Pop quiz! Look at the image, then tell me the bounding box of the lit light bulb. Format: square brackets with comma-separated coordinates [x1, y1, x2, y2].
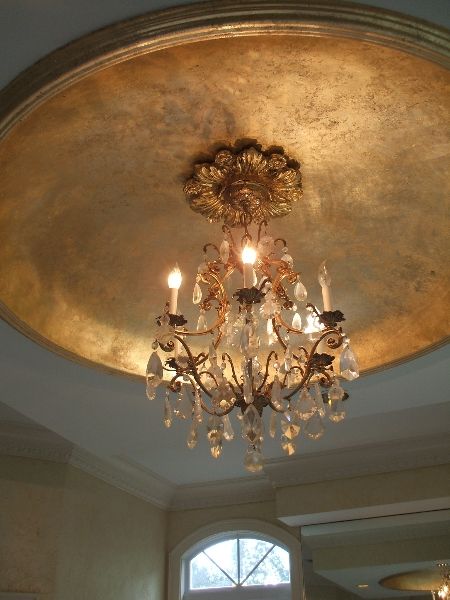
[168, 264, 182, 289]
[242, 244, 257, 265]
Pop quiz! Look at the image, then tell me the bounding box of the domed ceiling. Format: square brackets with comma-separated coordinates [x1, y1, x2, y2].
[0, 8, 449, 379]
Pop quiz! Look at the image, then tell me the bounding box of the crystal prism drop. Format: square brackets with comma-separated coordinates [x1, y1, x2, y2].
[280, 413, 301, 439]
[281, 248, 294, 268]
[313, 383, 326, 417]
[305, 413, 325, 439]
[193, 392, 203, 423]
[340, 345, 360, 380]
[243, 380, 253, 405]
[174, 386, 193, 420]
[292, 312, 302, 330]
[222, 414, 235, 441]
[192, 282, 202, 304]
[295, 388, 316, 420]
[219, 238, 230, 263]
[294, 281, 308, 302]
[281, 435, 296, 456]
[242, 404, 263, 443]
[197, 311, 207, 332]
[271, 375, 282, 407]
[210, 440, 223, 459]
[163, 397, 173, 428]
[328, 399, 346, 423]
[328, 382, 345, 402]
[187, 422, 198, 449]
[269, 411, 278, 438]
[146, 351, 163, 379]
[244, 445, 264, 473]
[207, 415, 223, 443]
[146, 381, 157, 401]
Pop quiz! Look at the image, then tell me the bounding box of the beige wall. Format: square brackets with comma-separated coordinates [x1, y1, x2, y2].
[0, 456, 167, 600]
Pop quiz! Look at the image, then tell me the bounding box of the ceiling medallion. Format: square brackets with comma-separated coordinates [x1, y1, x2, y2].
[184, 147, 302, 227]
[145, 144, 359, 472]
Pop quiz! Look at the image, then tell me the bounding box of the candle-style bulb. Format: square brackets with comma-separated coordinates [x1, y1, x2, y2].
[242, 244, 257, 265]
[168, 264, 182, 289]
[318, 261, 331, 287]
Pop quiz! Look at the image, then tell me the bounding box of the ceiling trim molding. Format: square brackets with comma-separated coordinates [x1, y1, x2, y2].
[263, 434, 450, 488]
[170, 476, 275, 511]
[0, 421, 73, 464]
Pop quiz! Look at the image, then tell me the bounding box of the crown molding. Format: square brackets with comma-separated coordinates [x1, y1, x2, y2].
[1, 423, 449, 511]
[263, 434, 450, 488]
[170, 475, 275, 511]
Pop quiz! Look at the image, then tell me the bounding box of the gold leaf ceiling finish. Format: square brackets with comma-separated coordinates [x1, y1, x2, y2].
[0, 29, 449, 378]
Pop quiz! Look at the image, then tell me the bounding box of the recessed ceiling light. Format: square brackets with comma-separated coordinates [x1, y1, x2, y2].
[357, 584, 369, 589]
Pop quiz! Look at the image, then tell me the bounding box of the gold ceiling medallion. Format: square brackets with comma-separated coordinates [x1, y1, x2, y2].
[184, 147, 302, 227]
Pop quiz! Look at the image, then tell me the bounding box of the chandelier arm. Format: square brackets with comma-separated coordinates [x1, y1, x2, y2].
[282, 367, 313, 400]
[256, 350, 278, 392]
[173, 335, 213, 398]
[281, 365, 304, 387]
[274, 311, 303, 336]
[221, 353, 243, 392]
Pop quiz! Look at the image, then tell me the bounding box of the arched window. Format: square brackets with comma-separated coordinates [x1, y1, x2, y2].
[168, 519, 304, 600]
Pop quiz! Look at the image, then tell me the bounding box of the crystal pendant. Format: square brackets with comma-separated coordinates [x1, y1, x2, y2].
[340, 345, 360, 380]
[294, 388, 316, 420]
[328, 381, 345, 402]
[292, 312, 302, 330]
[197, 310, 207, 332]
[271, 375, 282, 406]
[313, 383, 326, 417]
[244, 445, 264, 473]
[280, 412, 301, 440]
[242, 404, 263, 443]
[284, 344, 293, 371]
[281, 247, 294, 267]
[281, 435, 296, 456]
[193, 391, 203, 423]
[219, 238, 230, 263]
[328, 398, 346, 423]
[146, 382, 157, 401]
[257, 234, 275, 257]
[187, 422, 198, 449]
[210, 440, 223, 459]
[294, 281, 308, 302]
[163, 396, 173, 428]
[146, 351, 163, 380]
[222, 414, 235, 441]
[305, 413, 325, 439]
[174, 386, 193, 420]
[269, 411, 278, 438]
[207, 414, 223, 443]
[243, 379, 253, 405]
[192, 282, 202, 304]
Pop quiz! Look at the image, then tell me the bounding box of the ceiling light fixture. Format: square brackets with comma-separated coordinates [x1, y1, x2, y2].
[145, 145, 359, 472]
[432, 564, 450, 599]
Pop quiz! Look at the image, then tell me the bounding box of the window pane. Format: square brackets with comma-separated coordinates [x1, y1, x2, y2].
[239, 538, 274, 582]
[243, 544, 290, 586]
[204, 538, 238, 583]
[190, 552, 234, 589]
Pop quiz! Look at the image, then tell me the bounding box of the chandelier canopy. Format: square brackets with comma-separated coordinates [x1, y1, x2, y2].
[145, 145, 359, 472]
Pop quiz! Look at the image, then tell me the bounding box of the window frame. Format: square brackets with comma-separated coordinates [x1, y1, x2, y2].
[168, 519, 304, 600]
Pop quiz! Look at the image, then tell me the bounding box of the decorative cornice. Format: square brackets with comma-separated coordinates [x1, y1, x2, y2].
[1, 423, 449, 511]
[264, 434, 450, 488]
[170, 475, 275, 511]
[1, 0, 449, 142]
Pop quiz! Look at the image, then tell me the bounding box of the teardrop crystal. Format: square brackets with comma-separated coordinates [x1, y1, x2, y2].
[281, 435, 296, 456]
[313, 383, 326, 417]
[222, 414, 235, 441]
[294, 281, 308, 302]
[242, 404, 263, 443]
[269, 411, 278, 438]
[174, 386, 193, 420]
[210, 440, 223, 459]
[281, 249, 294, 268]
[340, 345, 360, 380]
[146, 351, 163, 379]
[305, 413, 325, 439]
[292, 312, 302, 330]
[280, 412, 301, 439]
[163, 397, 173, 428]
[187, 422, 198, 449]
[271, 375, 282, 406]
[328, 399, 346, 423]
[219, 238, 230, 263]
[244, 445, 264, 473]
[328, 382, 345, 402]
[192, 282, 202, 304]
[295, 388, 316, 420]
[197, 311, 207, 332]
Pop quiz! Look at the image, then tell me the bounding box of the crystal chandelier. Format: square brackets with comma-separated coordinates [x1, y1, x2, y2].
[145, 146, 359, 472]
[432, 564, 450, 599]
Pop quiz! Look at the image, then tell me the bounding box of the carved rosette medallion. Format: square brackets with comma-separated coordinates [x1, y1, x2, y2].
[184, 146, 302, 226]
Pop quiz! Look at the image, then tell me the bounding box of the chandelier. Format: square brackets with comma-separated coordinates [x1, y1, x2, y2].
[145, 146, 359, 472]
[432, 564, 450, 599]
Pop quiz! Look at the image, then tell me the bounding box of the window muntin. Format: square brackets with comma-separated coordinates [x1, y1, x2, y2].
[189, 535, 290, 590]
